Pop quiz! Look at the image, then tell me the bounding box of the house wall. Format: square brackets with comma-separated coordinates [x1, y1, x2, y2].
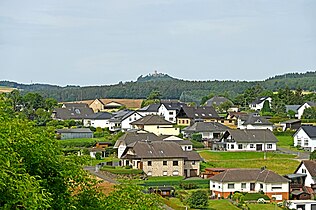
[288, 200, 316, 210]
[109, 122, 121, 132]
[225, 142, 277, 151]
[83, 119, 110, 128]
[296, 163, 315, 187]
[89, 99, 104, 112]
[143, 125, 180, 136]
[210, 181, 289, 201]
[158, 105, 177, 123]
[139, 111, 158, 117]
[141, 158, 184, 177]
[177, 118, 191, 126]
[121, 112, 143, 131]
[298, 103, 311, 119]
[239, 124, 273, 131]
[294, 128, 316, 152]
[117, 144, 127, 159]
[184, 160, 200, 177]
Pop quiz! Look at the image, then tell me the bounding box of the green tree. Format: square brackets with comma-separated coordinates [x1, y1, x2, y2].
[302, 107, 316, 119]
[219, 100, 233, 113]
[186, 190, 209, 209]
[261, 100, 271, 113]
[310, 150, 316, 160]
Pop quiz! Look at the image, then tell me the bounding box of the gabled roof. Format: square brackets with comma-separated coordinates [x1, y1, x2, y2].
[298, 101, 316, 110]
[67, 98, 144, 109]
[109, 110, 139, 122]
[160, 101, 187, 111]
[280, 119, 301, 124]
[53, 103, 94, 120]
[138, 103, 160, 112]
[296, 125, 316, 138]
[122, 141, 187, 159]
[131, 115, 173, 125]
[250, 96, 271, 105]
[183, 122, 229, 132]
[56, 128, 93, 133]
[242, 113, 273, 126]
[178, 106, 220, 119]
[185, 151, 202, 161]
[295, 160, 316, 177]
[85, 112, 112, 120]
[210, 168, 289, 183]
[205, 96, 233, 106]
[113, 131, 161, 148]
[222, 129, 278, 143]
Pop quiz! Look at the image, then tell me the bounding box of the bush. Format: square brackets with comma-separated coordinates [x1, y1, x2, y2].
[191, 133, 202, 142]
[95, 152, 102, 160]
[186, 190, 209, 209]
[179, 182, 197, 190]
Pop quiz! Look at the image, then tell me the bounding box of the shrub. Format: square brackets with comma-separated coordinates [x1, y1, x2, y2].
[95, 152, 101, 160]
[186, 190, 209, 209]
[191, 133, 202, 142]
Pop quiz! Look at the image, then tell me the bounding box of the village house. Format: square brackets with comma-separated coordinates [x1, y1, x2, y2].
[222, 112, 248, 129]
[249, 96, 272, 111]
[52, 103, 94, 121]
[138, 103, 160, 116]
[237, 113, 273, 131]
[108, 110, 143, 132]
[56, 128, 93, 140]
[293, 125, 316, 152]
[182, 121, 229, 140]
[280, 119, 301, 131]
[209, 168, 290, 201]
[120, 140, 201, 177]
[83, 112, 112, 128]
[176, 106, 220, 126]
[217, 129, 278, 152]
[297, 101, 316, 119]
[158, 101, 187, 123]
[131, 115, 180, 136]
[162, 136, 193, 151]
[205, 96, 233, 107]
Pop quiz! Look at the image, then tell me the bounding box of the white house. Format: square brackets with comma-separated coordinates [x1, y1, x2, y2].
[293, 125, 316, 152]
[297, 102, 316, 119]
[287, 200, 316, 210]
[162, 136, 193, 151]
[158, 101, 186, 123]
[109, 110, 143, 132]
[249, 97, 272, 111]
[294, 160, 316, 188]
[218, 129, 278, 152]
[209, 168, 290, 201]
[237, 113, 273, 131]
[83, 112, 112, 128]
[138, 103, 160, 116]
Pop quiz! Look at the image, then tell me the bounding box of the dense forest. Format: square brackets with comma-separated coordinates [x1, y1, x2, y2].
[1, 71, 315, 103]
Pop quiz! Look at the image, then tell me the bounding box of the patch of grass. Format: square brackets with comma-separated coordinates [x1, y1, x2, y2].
[208, 199, 239, 210]
[147, 176, 184, 182]
[199, 151, 296, 161]
[247, 203, 283, 210]
[190, 140, 204, 148]
[163, 198, 186, 210]
[276, 135, 294, 147]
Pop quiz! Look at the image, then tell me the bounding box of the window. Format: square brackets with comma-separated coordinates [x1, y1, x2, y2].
[129, 118, 132, 121]
[260, 184, 263, 189]
[173, 161, 178, 166]
[186, 120, 189, 124]
[169, 112, 173, 115]
[169, 118, 173, 121]
[147, 171, 152, 176]
[271, 184, 282, 190]
[163, 171, 168, 176]
[297, 139, 302, 145]
[221, 120, 224, 123]
[163, 161, 167, 166]
[148, 161, 152, 166]
[267, 144, 272, 149]
[302, 169, 306, 173]
[213, 184, 215, 188]
[192, 161, 195, 165]
[229, 120, 232, 123]
[250, 144, 254, 148]
[172, 170, 179, 176]
[238, 144, 243, 149]
[231, 144, 234, 149]
[241, 183, 246, 189]
[187, 146, 191, 150]
[228, 184, 235, 189]
[304, 140, 309, 146]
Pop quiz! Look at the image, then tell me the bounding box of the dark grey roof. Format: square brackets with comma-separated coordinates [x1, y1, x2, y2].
[138, 103, 160, 112]
[131, 115, 173, 125]
[183, 122, 229, 133]
[114, 131, 162, 148]
[300, 125, 316, 138]
[184, 151, 202, 161]
[85, 112, 112, 120]
[56, 128, 93, 133]
[178, 106, 220, 119]
[242, 113, 273, 126]
[122, 141, 187, 159]
[164, 140, 192, 145]
[285, 105, 300, 113]
[281, 119, 301, 124]
[222, 129, 278, 143]
[205, 96, 233, 106]
[160, 101, 187, 111]
[109, 110, 135, 122]
[250, 96, 270, 105]
[210, 168, 290, 183]
[306, 101, 316, 107]
[53, 103, 94, 120]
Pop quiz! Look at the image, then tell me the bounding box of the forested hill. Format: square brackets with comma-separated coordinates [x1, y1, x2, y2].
[0, 71, 315, 103]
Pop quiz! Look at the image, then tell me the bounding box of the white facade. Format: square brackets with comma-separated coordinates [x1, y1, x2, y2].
[297, 103, 313, 119]
[238, 124, 273, 131]
[83, 119, 110, 128]
[121, 112, 143, 131]
[294, 128, 316, 152]
[249, 97, 272, 111]
[225, 142, 277, 152]
[296, 163, 315, 187]
[158, 104, 177, 123]
[287, 200, 316, 210]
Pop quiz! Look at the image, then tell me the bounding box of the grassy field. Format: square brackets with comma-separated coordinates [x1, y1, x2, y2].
[57, 137, 105, 147]
[199, 151, 299, 175]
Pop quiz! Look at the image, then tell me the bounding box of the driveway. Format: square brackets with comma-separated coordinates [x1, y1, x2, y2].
[277, 147, 310, 160]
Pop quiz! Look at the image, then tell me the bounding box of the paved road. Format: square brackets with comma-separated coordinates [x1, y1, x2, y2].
[277, 147, 310, 160]
[84, 166, 118, 184]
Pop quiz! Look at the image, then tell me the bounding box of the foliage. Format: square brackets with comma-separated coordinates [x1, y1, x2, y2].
[302, 107, 316, 119]
[261, 100, 271, 113]
[101, 166, 143, 175]
[310, 150, 316, 160]
[243, 193, 270, 201]
[104, 184, 163, 209]
[191, 133, 202, 142]
[186, 190, 209, 209]
[0, 95, 107, 209]
[190, 139, 204, 148]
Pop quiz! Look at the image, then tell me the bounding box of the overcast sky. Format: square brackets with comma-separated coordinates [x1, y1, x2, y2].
[0, 0, 315, 86]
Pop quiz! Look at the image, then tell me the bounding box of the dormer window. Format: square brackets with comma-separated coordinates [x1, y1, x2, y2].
[202, 114, 205, 116]
[74, 109, 81, 114]
[255, 119, 262, 123]
[195, 114, 198, 116]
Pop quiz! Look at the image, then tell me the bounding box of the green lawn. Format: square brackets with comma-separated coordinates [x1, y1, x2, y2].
[57, 137, 107, 147]
[199, 151, 299, 175]
[208, 200, 239, 210]
[247, 203, 282, 210]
